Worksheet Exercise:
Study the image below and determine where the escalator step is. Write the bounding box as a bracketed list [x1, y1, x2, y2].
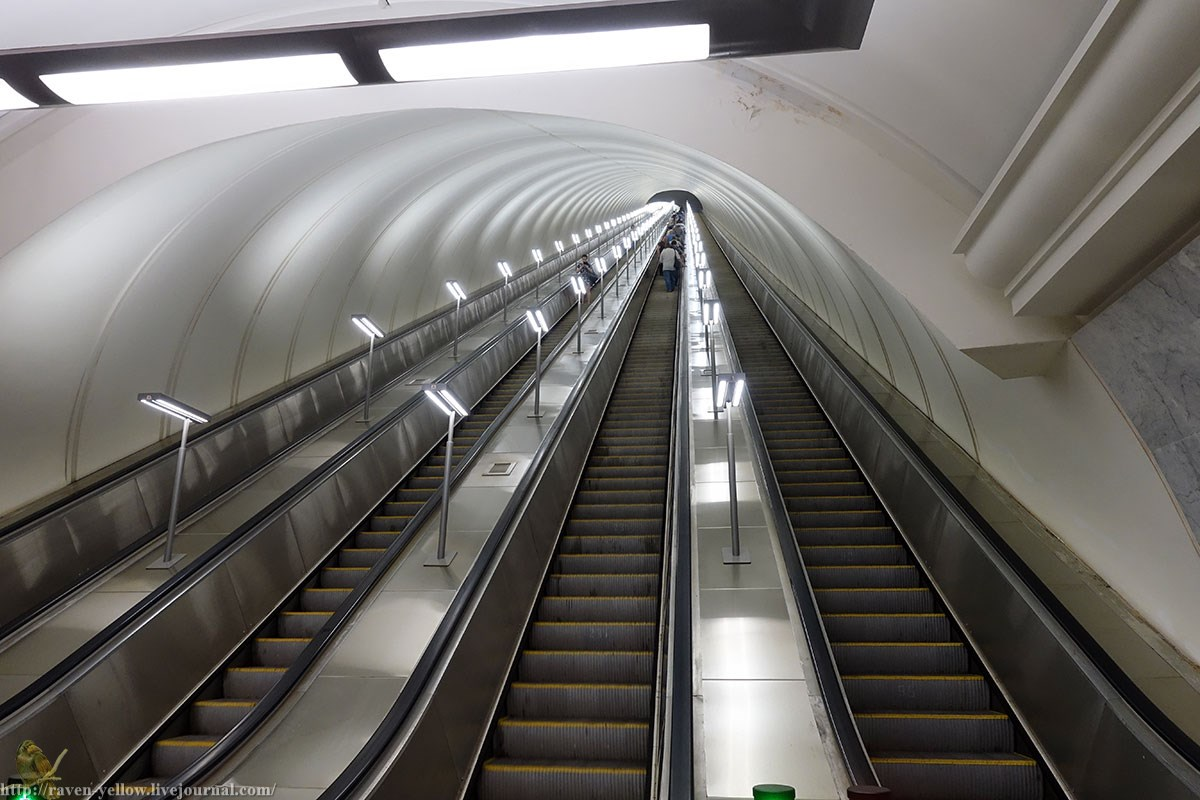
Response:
[340, 547, 388, 567]
[856, 711, 1015, 752]
[529, 622, 655, 651]
[191, 700, 255, 736]
[871, 752, 1042, 800]
[545, 573, 659, 596]
[807, 565, 919, 589]
[791, 509, 889, 527]
[506, 682, 652, 719]
[558, 535, 661, 554]
[223, 667, 285, 699]
[479, 759, 645, 800]
[563, 519, 663, 536]
[252, 637, 311, 666]
[800, 545, 906, 565]
[822, 613, 953, 643]
[573, 490, 664, 506]
[577, 476, 666, 492]
[832, 642, 968, 674]
[279, 611, 331, 637]
[518, 650, 654, 683]
[797, 527, 897, 547]
[151, 736, 214, 777]
[571, 503, 663, 520]
[842, 674, 990, 712]
[538, 596, 657, 623]
[495, 718, 649, 760]
[355, 531, 401, 548]
[813, 587, 934, 613]
[321, 566, 369, 588]
[786, 495, 879, 512]
[300, 587, 351, 612]
[554, 553, 661, 574]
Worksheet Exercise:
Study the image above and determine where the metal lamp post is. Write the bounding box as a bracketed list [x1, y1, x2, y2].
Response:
[596, 256, 607, 319]
[526, 308, 550, 418]
[446, 280, 467, 359]
[138, 393, 210, 569]
[497, 261, 513, 323]
[716, 373, 751, 565]
[555, 240, 565, 285]
[351, 314, 385, 422]
[532, 248, 544, 300]
[703, 298, 721, 419]
[698, 268, 711, 307]
[570, 275, 586, 353]
[423, 383, 469, 568]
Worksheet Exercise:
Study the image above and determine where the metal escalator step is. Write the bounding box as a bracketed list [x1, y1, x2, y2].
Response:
[479, 758, 645, 800]
[578, 476, 666, 492]
[369, 516, 411, 531]
[506, 682, 652, 719]
[545, 573, 659, 597]
[775, 469, 860, 483]
[558, 535, 661, 554]
[191, 700, 255, 736]
[571, 503, 663, 520]
[538, 596, 657, 622]
[151, 736, 215, 777]
[495, 718, 650, 761]
[832, 642, 968, 674]
[355, 531, 400, 548]
[791, 509, 889, 527]
[223, 667, 286, 699]
[786, 495, 879, 512]
[300, 587, 351, 612]
[796, 527, 896, 546]
[383, 501, 425, 515]
[589, 445, 668, 458]
[563, 519, 663, 536]
[279, 611, 332, 637]
[530, 622, 655, 651]
[252, 637, 311, 666]
[340, 547, 387, 567]
[777, 458, 857, 472]
[822, 613, 953, 643]
[813, 587, 934, 613]
[554, 553, 661, 574]
[772, 447, 851, 459]
[782, 480, 870, 496]
[843, 675, 990, 712]
[573, 490, 664, 506]
[800, 545, 906, 565]
[856, 712, 1015, 753]
[586, 455, 669, 467]
[871, 752, 1042, 800]
[582, 464, 665, 478]
[321, 566, 369, 588]
[806, 565, 919, 589]
[518, 650, 654, 683]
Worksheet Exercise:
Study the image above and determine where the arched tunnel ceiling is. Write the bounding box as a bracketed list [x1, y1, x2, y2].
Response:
[0, 0, 1106, 200]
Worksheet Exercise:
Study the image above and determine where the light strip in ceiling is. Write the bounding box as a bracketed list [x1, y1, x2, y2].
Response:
[42, 53, 356, 105]
[379, 24, 710, 82]
[0, 79, 35, 110]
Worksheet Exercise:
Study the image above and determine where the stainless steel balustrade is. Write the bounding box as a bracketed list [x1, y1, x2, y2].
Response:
[0, 281, 586, 788]
[318, 247, 661, 800]
[710, 226, 1200, 800]
[0, 234, 621, 636]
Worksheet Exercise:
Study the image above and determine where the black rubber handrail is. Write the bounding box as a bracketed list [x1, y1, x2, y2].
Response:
[699, 219, 878, 787]
[119, 245, 617, 799]
[0, 276, 584, 725]
[664, 258, 694, 800]
[316, 229, 666, 800]
[710, 221, 1200, 774]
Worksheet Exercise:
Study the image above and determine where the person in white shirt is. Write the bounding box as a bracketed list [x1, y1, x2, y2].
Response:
[659, 244, 678, 292]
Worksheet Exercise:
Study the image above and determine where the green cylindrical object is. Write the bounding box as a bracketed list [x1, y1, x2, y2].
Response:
[752, 785, 796, 800]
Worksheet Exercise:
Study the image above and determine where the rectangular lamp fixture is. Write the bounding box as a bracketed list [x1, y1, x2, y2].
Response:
[570, 275, 587, 295]
[0, 79, 35, 110]
[42, 53, 356, 105]
[351, 314, 385, 338]
[379, 24, 709, 83]
[526, 309, 550, 333]
[138, 392, 210, 424]
[497, 260, 513, 278]
[446, 280, 467, 301]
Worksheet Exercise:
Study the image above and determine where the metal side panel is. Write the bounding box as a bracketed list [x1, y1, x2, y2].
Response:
[718, 234, 1200, 799]
[0, 276, 597, 787]
[360, 273, 653, 800]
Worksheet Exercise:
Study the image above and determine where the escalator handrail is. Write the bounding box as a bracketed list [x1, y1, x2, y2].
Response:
[0, 245, 581, 542]
[123, 242, 624, 799]
[316, 229, 666, 800]
[701, 221, 879, 787]
[0, 279, 582, 725]
[710, 222, 1200, 774]
[661, 258, 695, 799]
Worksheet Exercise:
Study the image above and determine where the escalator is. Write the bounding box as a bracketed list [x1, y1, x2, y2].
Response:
[472, 284, 679, 800]
[710, 255, 1048, 800]
[133, 306, 580, 783]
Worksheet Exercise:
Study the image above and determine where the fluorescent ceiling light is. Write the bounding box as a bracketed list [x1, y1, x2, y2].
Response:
[570, 276, 586, 295]
[379, 24, 709, 82]
[498, 261, 513, 278]
[424, 388, 453, 416]
[526, 309, 549, 333]
[0, 79, 36, 110]
[138, 392, 210, 424]
[42, 53, 356, 105]
[351, 314, 385, 338]
[446, 280, 467, 301]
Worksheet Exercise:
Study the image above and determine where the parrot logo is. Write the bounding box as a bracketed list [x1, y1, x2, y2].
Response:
[15, 741, 67, 800]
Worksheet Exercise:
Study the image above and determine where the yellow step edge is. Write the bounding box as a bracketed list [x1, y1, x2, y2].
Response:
[565, 519, 664, 523]
[823, 613, 946, 618]
[559, 553, 657, 558]
[801, 545, 902, 549]
[842, 674, 983, 681]
[543, 595, 656, 601]
[255, 637, 313, 643]
[194, 700, 256, 708]
[156, 740, 217, 748]
[835, 642, 963, 647]
[305, 588, 352, 592]
[228, 667, 287, 673]
[483, 762, 645, 775]
[551, 573, 659, 578]
[813, 587, 927, 592]
[534, 621, 654, 627]
[511, 682, 649, 689]
[343, 548, 387, 552]
[498, 719, 649, 729]
[808, 565, 915, 570]
[857, 712, 1007, 720]
[324, 567, 369, 571]
[282, 611, 334, 615]
[872, 757, 1035, 767]
[523, 650, 652, 656]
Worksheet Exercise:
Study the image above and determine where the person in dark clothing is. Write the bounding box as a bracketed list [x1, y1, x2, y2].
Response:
[576, 254, 600, 288]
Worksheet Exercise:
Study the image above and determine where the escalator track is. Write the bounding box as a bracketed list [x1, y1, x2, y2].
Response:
[133, 308, 579, 784]
[473, 284, 679, 800]
[710, 253, 1048, 800]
